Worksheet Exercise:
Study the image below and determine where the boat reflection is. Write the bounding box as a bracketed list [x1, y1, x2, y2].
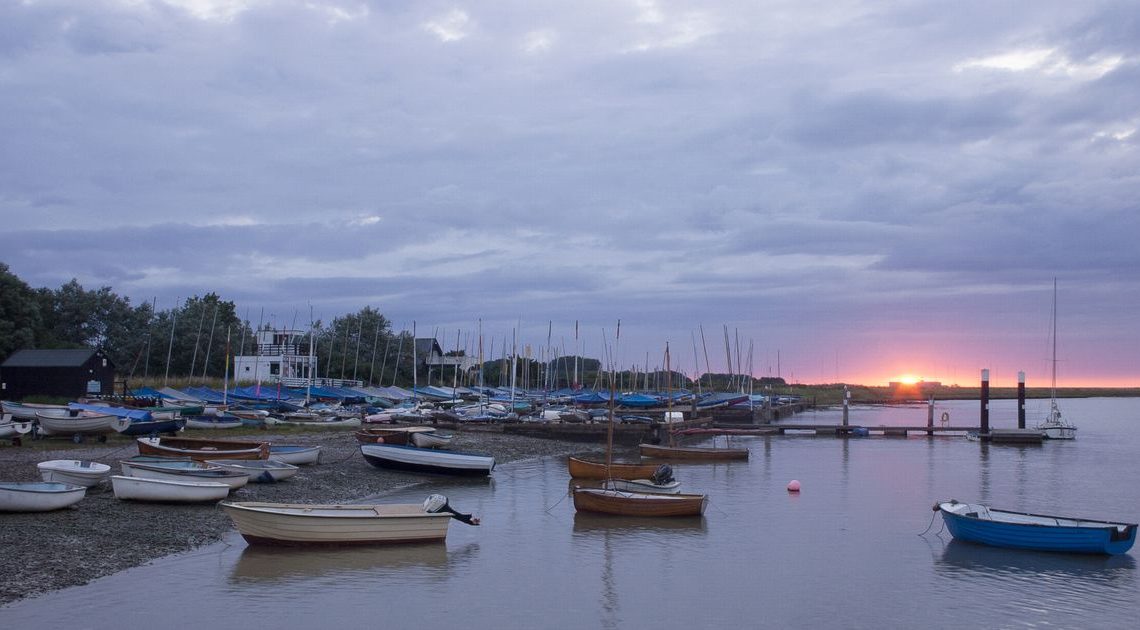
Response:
[571, 511, 708, 537]
[230, 541, 479, 584]
[935, 539, 1136, 582]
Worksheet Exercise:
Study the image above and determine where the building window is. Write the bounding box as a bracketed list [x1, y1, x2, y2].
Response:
[270, 362, 280, 375]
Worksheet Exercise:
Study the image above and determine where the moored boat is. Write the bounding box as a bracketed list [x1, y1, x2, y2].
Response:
[119, 459, 250, 489]
[269, 444, 322, 465]
[572, 487, 707, 517]
[638, 443, 749, 461]
[205, 459, 300, 483]
[936, 500, 1137, 555]
[111, 475, 231, 503]
[36, 460, 112, 487]
[221, 494, 479, 546]
[136, 436, 270, 460]
[567, 456, 660, 480]
[0, 481, 86, 512]
[360, 443, 495, 477]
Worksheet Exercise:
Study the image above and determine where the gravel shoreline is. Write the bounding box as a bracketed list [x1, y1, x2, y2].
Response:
[0, 427, 596, 606]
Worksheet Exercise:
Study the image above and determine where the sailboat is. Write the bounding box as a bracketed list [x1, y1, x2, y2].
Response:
[572, 329, 707, 517]
[638, 344, 750, 461]
[1036, 279, 1077, 440]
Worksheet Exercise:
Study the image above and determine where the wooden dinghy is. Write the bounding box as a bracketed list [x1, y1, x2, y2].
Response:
[111, 475, 231, 503]
[136, 436, 270, 460]
[354, 426, 436, 445]
[205, 459, 300, 483]
[221, 494, 479, 546]
[360, 443, 495, 477]
[937, 500, 1137, 555]
[268, 444, 322, 465]
[567, 456, 660, 480]
[0, 481, 86, 512]
[119, 458, 250, 489]
[572, 487, 707, 517]
[37, 460, 112, 487]
[638, 443, 750, 461]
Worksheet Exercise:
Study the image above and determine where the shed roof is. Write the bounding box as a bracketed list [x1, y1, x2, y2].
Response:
[1, 348, 100, 368]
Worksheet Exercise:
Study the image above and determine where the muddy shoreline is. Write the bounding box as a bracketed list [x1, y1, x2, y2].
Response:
[0, 427, 602, 606]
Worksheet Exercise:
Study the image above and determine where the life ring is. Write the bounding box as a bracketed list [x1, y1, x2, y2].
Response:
[940, 411, 950, 424]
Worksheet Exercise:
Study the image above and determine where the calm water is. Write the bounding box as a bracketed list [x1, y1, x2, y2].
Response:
[4, 398, 1138, 629]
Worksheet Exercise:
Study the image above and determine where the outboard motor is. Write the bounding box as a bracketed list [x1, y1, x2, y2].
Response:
[651, 464, 675, 485]
[424, 494, 481, 526]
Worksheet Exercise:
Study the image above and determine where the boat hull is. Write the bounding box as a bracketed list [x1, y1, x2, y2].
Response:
[411, 431, 453, 449]
[360, 444, 494, 477]
[572, 487, 707, 517]
[205, 459, 300, 482]
[111, 475, 230, 503]
[603, 478, 682, 494]
[37, 460, 112, 487]
[136, 436, 270, 460]
[113, 417, 185, 436]
[567, 456, 660, 480]
[35, 410, 118, 436]
[639, 443, 749, 461]
[269, 445, 322, 465]
[939, 501, 1137, 555]
[0, 482, 86, 512]
[221, 502, 452, 546]
[119, 460, 250, 489]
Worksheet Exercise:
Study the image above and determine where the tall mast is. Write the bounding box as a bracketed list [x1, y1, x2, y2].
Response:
[1051, 277, 1058, 401]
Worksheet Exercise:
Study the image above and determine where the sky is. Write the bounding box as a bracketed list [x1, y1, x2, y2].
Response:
[2, 0, 1138, 387]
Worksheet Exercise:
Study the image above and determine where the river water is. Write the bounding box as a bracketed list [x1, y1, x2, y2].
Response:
[4, 397, 1137, 629]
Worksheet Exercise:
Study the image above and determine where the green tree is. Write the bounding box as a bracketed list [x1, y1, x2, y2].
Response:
[0, 262, 42, 362]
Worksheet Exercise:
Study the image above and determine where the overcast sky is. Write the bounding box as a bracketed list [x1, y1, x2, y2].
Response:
[2, 1, 1138, 386]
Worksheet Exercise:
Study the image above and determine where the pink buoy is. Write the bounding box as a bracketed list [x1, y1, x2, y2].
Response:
[787, 479, 801, 492]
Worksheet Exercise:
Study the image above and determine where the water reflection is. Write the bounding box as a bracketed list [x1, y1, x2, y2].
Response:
[936, 539, 1136, 582]
[230, 541, 479, 583]
[571, 512, 708, 537]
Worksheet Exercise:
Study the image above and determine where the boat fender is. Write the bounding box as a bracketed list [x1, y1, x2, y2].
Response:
[940, 412, 950, 423]
[424, 494, 481, 526]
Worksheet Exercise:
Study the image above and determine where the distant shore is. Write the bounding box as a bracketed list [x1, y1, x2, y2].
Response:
[775, 385, 1140, 406]
[0, 427, 589, 606]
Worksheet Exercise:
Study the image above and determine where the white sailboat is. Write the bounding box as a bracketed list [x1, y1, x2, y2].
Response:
[1036, 278, 1077, 440]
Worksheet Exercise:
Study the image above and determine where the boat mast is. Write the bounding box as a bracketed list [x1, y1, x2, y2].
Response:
[666, 342, 675, 447]
[1051, 277, 1058, 403]
[223, 325, 231, 407]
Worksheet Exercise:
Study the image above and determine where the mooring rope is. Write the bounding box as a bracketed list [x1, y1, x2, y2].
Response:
[918, 510, 941, 536]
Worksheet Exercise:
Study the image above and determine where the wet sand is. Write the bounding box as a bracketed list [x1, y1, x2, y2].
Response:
[0, 427, 592, 605]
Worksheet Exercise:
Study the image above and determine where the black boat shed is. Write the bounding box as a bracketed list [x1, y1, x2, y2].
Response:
[0, 348, 116, 401]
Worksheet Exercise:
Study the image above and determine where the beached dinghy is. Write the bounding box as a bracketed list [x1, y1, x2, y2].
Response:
[34, 409, 118, 436]
[221, 494, 479, 546]
[411, 430, 454, 449]
[360, 443, 495, 477]
[37, 460, 112, 487]
[936, 500, 1137, 555]
[111, 475, 230, 503]
[205, 459, 300, 482]
[0, 416, 35, 439]
[268, 444, 322, 465]
[136, 436, 270, 460]
[119, 458, 250, 489]
[0, 482, 87, 512]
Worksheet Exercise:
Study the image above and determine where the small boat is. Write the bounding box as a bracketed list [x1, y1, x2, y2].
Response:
[34, 409, 118, 436]
[360, 443, 495, 477]
[1, 401, 67, 421]
[119, 459, 250, 489]
[1035, 279, 1077, 439]
[268, 415, 361, 428]
[354, 426, 438, 445]
[0, 417, 35, 439]
[567, 456, 660, 480]
[0, 481, 86, 512]
[602, 464, 681, 494]
[572, 487, 707, 517]
[221, 494, 479, 546]
[136, 436, 270, 460]
[184, 415, 244, 430]
[205, 459, 300, 482]
[411, 430, 454, 449]
[112, 416, 185, 436]
[111, 475, 231, 503]
[269, 444, 322, 465]
[936, 500, 1137, 555]
[36, 460, 112, 487]
[639, 443, 749, 461]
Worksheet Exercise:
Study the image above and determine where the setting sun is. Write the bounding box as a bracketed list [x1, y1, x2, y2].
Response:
[896, 375, 920, 385]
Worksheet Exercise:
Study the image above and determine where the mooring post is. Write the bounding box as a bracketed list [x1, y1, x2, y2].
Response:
[980, 369, 990, 435]
[927, 395, 934, 435]
[842, 386, 849, 427]
[1017, 370, 1026, 429]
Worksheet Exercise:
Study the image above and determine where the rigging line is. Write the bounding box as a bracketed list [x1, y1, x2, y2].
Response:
[544, 488, 570, 513]
[917, 510, 940, 536]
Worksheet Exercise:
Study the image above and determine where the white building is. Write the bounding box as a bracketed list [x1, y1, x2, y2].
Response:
[233, 328, 326, 387]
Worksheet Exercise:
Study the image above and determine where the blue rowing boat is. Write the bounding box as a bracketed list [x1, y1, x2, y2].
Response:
[937, 500, 1137, 555]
